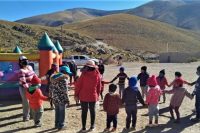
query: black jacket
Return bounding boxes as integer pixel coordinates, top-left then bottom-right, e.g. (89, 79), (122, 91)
(122, 87), (145, 107)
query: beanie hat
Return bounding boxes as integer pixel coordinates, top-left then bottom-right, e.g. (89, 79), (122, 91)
(31, 75), (41, 85)
(160, 69), (165, 75)
(129, 76), (137, 87)
(119, 67), (125, 71)
(147, 75), (158, 87)
(60, 66), (72, 75)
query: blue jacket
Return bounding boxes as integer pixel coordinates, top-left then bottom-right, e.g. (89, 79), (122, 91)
(193, 77), (200, 99)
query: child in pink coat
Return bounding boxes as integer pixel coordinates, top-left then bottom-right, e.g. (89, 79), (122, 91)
(146, 75), (162, 127)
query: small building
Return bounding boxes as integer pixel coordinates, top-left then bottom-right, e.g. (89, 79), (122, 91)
(159, 52), (200, 63)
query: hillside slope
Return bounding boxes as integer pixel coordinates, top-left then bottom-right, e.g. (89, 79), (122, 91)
(63, 14), (200, 53)
(129, 0), (200, 31)
(0, 20), (95, 52)
(16, 8), (108, 27)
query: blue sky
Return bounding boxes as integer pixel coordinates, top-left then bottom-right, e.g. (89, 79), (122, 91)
(0, 0), (152, 21)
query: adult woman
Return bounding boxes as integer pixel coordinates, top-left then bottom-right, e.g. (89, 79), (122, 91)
(75, 60), (101, 132)
(18, 56), (35, 121)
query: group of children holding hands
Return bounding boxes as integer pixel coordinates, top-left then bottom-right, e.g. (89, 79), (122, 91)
(24, 60), (200, 132)
(102, 65), (200, 132)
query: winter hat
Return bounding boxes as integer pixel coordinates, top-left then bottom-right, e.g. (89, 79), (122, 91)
(60, 66), (72, 75)
(129, 76), (137, 87)
(160, 69), (165, 75)
(119, 67), (125, 71)
(147, 75), (158, 87)
(31, 75), (41, 85)
(85, 60), (96, 68)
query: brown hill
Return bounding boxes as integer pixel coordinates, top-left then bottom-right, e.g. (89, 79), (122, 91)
(16, 8), (108, 27)
(63, 14), (200, 53)
(0, 20), (95, 52)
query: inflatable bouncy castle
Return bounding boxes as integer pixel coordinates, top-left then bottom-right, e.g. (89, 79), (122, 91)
(0, 32), (63, 100)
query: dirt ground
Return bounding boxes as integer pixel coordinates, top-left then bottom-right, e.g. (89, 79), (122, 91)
(1, 62), (200, 133)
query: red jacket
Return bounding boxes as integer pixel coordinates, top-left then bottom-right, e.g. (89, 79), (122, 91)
(26, 88), (48, 110)
(156, 76), (168, 90)
(146, 86), (162, 105)
(103, 93), (122, 115)
(75, 69), (101, 102)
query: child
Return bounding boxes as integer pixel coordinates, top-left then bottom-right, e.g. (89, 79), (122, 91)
(111, 67), (129, 98)
(137, 66), (149, 99)
(41, 63), (58, 109)
(191, 66), (200, 122)
(26, 75), (48, 127)
(103, 84), (122, 132)
(100, 80), (110, 100)
(169, 72), (191, 88)
(49, 66), (71, 130)
(165, 78), (193, 123)
(146, 75), (162, 127)
(156, 69), (169, 103)
(69, 76), (80, 105)
(122, 76), (145, 130)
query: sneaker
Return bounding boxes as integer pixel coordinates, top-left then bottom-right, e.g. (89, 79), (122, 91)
(131, 127), (136, 130)
(89, 127), (95, 131)
(111, 128), (116, 132)
(191, 118), (200, 122)
(104, 128), (110, 132)
(147, 124), (154, 127)
(23, 118), (29, 122)
(58, 126), (67, 131)
(123, 127), (130, 131)
(154, 123), (159, 127)
(34, 124), (42, 127)
(80, 128), (87, 133)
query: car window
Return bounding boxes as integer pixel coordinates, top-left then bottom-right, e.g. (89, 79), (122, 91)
(80, 56), (86, 60)
(74, 56), (79, 59)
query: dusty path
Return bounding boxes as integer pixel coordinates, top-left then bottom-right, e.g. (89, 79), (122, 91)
(0, 62), (200, 133)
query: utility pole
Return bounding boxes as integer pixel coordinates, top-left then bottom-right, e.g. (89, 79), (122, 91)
(166, 43), (169, 52)
(61, 26), (63, 44)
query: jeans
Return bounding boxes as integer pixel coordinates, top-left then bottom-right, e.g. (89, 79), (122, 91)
(32, 107), (44, 125)
(148, 104), (159, 122)
(141, 86), (148, 99)
(107, 114), (117, 129)
(195, 97), (200, 119)
(19, 86), (30, 120)
(54, 104), (66, 128)
(119, 84), (125, 98)
(81, 102), (96, 129)
(125, 106), (137, 128)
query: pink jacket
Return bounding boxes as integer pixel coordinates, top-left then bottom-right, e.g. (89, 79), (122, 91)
(146, 86), (162, 105)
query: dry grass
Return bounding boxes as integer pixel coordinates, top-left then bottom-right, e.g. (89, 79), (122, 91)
(64, 14), (200, 53)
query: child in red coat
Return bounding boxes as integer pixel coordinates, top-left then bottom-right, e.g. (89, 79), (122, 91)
(103, 84), (122, 132)
(146, 75), (162, 127)
(156, 69), (169, 103)
(26, 75), (48, 127)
